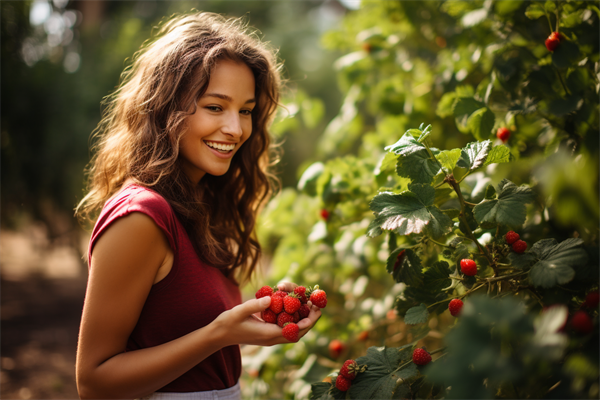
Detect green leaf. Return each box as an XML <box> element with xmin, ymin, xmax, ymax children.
<box><xmin>525</xmin><ymin>3</ymin><xmax>546</xmax><ymax>19</ymax></box>
<box><xmin>529</xmin><ymin>238</ymin><xmax>588</xmax><ymax>288</ymax></box>
<box><xmin>473</xmin><ymin>179</ymin><xmax>535</xmax><ymax>227</ymax></box>
<box><xmin>507</xmin><ymin>252</ymin><xmax>538</xmax><ymax>269</ymax></box>
<box><xmin>459</xmin><ymin>206</ymin><xmax>479</xmax><ymax>235</ymax></box>
<box><xmin>484</xmin><ymin>145</ymin><xmax>513</xmax><ymax>166</ymax></box>
<box><xmin>457</xmin><ymin>140</ymin><xmax>493</xmax><ymax>170</ymax></box>
<box><xmin>442</xmin><ymin>208</ymin><xmax>460</xmax><ymax>219</ymax></box>
<box><xmin>423</xmin><ymin>261</ymin><xmax>453</xmax><ymax>292</ymax></box>
<box><xmin>350</xmin><ymin>346</ymin><xmax>418</xmax><ymax>400</ymax></box>
<box><xmin>310</xmin><ymin>382</ymin><xmax>335</xmax><ymax>400</ymax></box>
<box><xmin>405</xmin><ymin>303</ymin><xmax>429</xmax><ymax>325</ymax></box>
<box><xmin>548</xmin><ymin>94</ymin><xmax>584</xmax><ymax>117</ymax></box>
<box><xmin>386</xmin><ymin>248</ymin><xmax>424</xmax><ymax>286</ymax></box>
<box><xmin>467</xmin><ymin>107</ymin><xmax>495</xmax><ymax>141</ymax></box>
<box><xmin>436</xmin><ymin>92</ymin><xmax>457</xmax><ymax>118</ymax></box>
<box><xmin>368</xmin><ymin>185</ymin><xmax>453</xmax><ymax>238</ymax></box>
<box><xmin>544</xmin><ymin>0</ymin><xmax>556</xmax><ymax>12</ymax></box>
<box><xmin>453</xmin><ymin>97</ymin><xmax>486</xmax><ymax>133</ymax></box>
<box><xmin>298</xmin><ymin>162</ymin><xmax>325</xmax><ymax>196</ymax></box>
<box><xmin>435</xmin><ymin>148</ymin><xmax>462</xmax><ymax>173</ymax></box>
<box><xmin>484</xmin><ymin>184</ymin><xmax>496</xmax><ymax>199</ymax></box>
<box><xmin>385</xmin><ymin>131</ymin><xmax>426</xmax><ymax>156</ymax></box>
<box><xmin>396</xmin><ymin>150</ymin><xmax>441</xmax><ymax>184</ymax></box>
<box><xmin>552</xmin><ymin>40</ymin><xmax>583</xmax><ymax>69</ymax></box>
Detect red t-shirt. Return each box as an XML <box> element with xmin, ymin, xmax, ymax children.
<box><xmin>88</xmin><ymin>184</ymin><xmax>242</xmax><ymax>392</ymax></box>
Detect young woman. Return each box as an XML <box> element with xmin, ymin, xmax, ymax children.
<box><xmin>74</xmin><ymin>12</ymin><xmax>321</xmax><ymax>399</ymax></box>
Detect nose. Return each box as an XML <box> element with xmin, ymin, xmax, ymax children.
<box><xmin>222</xmin><ymin>111</ymin><xmax>244</xmax><ymax>138</ymax></box>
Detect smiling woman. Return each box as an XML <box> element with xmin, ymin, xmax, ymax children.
<box><xmin>73</xmin><ymin>11</ymin><xmax>322</xmax><ymax>399</ymax></box>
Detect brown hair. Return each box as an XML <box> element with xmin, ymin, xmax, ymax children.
<box><xmin>76</xmin><ymin>11</ymin><xmax>282</xmax><ymax>285</ymax></box>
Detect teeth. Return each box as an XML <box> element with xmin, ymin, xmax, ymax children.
<box><xmin>205</xmin><ymin>141</ymin><xmax>235</xmax><ymax>151</ymax></box>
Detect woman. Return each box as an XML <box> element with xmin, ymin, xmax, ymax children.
<box><xmin>75</xmin><ymin>11</ymin><xmax>321</xmax><ymax>399</ymax></box>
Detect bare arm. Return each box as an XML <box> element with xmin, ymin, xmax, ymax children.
<box><xmin>76</xmin><ymin>213</ymin><xmax>320</xmax><ymax>399</ymax></box>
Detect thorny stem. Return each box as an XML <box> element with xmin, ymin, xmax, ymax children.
<box><xmin>445</xmin><ymin>175</ymin><xmax>497</xmax><ymax>274</ymax></box>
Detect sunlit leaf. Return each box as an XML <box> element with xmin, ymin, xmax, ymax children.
<box><xmin>385</xmin><ymin>131</ymin><xmax>426</xmax><ymax>156</ymax></box>
<box><xmin>473</xmin><ymin>179</ymin><xmax>535</xmax><ymax>227</ymax></box>
<box><xmin>484</xmin><ymin>145</ymin><xmax>513</xmax><ymax>166</ymax></box>
<box><xmin>457</xmin><ymin>140</ymin><xmax>493</xmax><ymax>170</ymax></box>
<box><xmin>396</xmin><ymin>149</ymin><xmax>441</xmax><ymax>184</ymax></box>
<box><xmin>467</xmin><ymin>107</ymin><xmax>495</xmax><ymax>141</ymax></box>
<box><xmin>436</xmin><ymin>148</ymin><xmax>462</xmax><ymax>173</ymax></box>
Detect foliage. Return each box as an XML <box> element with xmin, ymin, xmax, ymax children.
<box><xmin>251</xmin><ymin>1</ymin><xmax>599</xmax><ymax>399</ymax></box>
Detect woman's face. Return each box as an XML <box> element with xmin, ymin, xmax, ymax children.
<box><xmin>179</xmin><ymin>59</ymin><xmax>256</xmax><ymax>183</ymax></box>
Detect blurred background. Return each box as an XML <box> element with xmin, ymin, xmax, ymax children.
<box><xmin>1</xmin><ymin>1</ymin><xmax>348</xmax><ymax>398</ymax></box>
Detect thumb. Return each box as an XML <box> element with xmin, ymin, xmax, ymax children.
<box><xmin>238</xmin><ymin>296</ymin><xmax>271</xmax><ymax>316</ymax></box>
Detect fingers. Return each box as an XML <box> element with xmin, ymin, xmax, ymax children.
<box><xmin>276</xmin><ymin>281</ymin><xmax>297</xmax><ymax>292</ymax></box>
<box><xmin>297</xmin><ymin>305</ymin><xmax>321</xmax><ymax>330</ymax></box>
<box><xmin>233</xmin><ymin>296</ymin><xmax>271</xmax><ymax>319</ymax></box>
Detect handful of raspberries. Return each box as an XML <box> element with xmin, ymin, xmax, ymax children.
<box><xmin>255</xmin><ymin>284</ymin><xmax>327</xmax><ymax>342</ymax></box>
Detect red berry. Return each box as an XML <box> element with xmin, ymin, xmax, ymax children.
<box><xmin>294</xmin><ymin>286</ymin><xmax>308</xmax><ymax>304</ymax></box>
<box><xmin>329</xmin><ymin>339</ymin><xmax>345</xmax><ymax>359</ymax></box>
<box><xmin>282</xmin><ymin>322</ymin><xmax>299</xmax><ymax>342</ymax></box>
<box><xmin>261</xmin><ymin>309</ymin><xmax>277</xmax><ymax>324</ymax></box>
<box><xmin>448</xmin><ymin>298</ymin><xmax>464</xmax><ymax>317</ymax></box>
<box><xmin>545</xmin><ymin>31</ymin><xmax>561</xmax><ymax>52</ymax></box>
<box><xmin>335</xmin><ymin>375</ymin><xmax>352</xmax><ymax>391</ymax></box>
<box><xmin>570</xmin><ymin>310</ymin><xmax>593</xmax><ymax>334</ymax></box>
<box><xmin>277</xmin><ymin>312</ymin><xmax>295</xmax><ymax>328</ymax></box>
<box><xmin>283</xmin><ymin>294</ymin><xmax>301</xmax><ymax>314</ymax></box>
<box><xmin>357</xmin><ymin>331</ymin><xmax>369</xmax><ymax>341</ymax></box>
<box><xmin>412</xmin><ymin>348</ymin><xmax>432</xmax><ymax>366</ymax></box>
<box><xmin>273</xmin><ymin>290</ymin><xmax>288</xmax><ymax>298</ymax></box>
<box><xmin>496</xmin><ymin>127</ymin><xmax>511</xmax><ymax>143</ymax></box>
<box><xmin>310</xmin><ymin>289</ymin><xmax>328</xmax><ymax>308</ymax></box>
<box><xmin>505</xmin><ymin>231</ymin><xmax>520</xmax><ymax>245</ymax></box>
<box><xmin>298</xmin><ymin>304</ymin><xmax>310</xmax><ymax>319</ymax></box>
<box><xmin>293</xmin><ymin>311</ymin><xmax>300</xmax><ymax>323</ymax></box>
<box><xmin>255</xmin><ymin>285</ymin><xmax>273</xmax><ymax>299</ymax></box>
<box><xmin>512</xmin><ymin>240</ymin><xmax>527</xmax><ymax>253</ymax></box>
<box><xmin>340</xmin><ymin>360</ymin><xmax>358</xmax><ymax>380</ymax></box>
<box><xmin>582</xmin><ymin>291</ymin><xmax>600</xmax><ymax>309</ymax></box>
<box><xmin>320</xmin><ymin>209</ymin><xmax>330</xmax><ymax>220</ymax></box>
<box><xmin>460</xmin><ymin>259</ymin><xmax>477</xmax><ymax>276</ymax></box>
<box><xmin>269</xmin><ymin>295</ymin><xmax>284</xmax><ymax>314</ymax></box>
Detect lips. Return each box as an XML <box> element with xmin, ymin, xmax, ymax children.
<box><xmin>204</xmin><ymin>140</ymin><xmax>236</xmax><ymax>152</ymax></box>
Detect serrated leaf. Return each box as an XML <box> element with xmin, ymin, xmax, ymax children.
<box><xmin>368</xmin><ymin>185</ymin><xmax>453</xmax><ymax>238</ymax></box>
<box><xmin>507</xmin><ymin>252</ymin><xmax>538</xmax><ymax>269</ymax></box>
<box><xmin>473</xmin><ymin>179</ymin><xmax>535</xmax><ymax>227</ymax></box>
<box><xmin>457</xmin><ymin>140</ymin><xmax>493</xmax><ymax>170</ymax></box>
<box><xmin>350</xmin><ymin>346</ymin><xmax>418</xmax><ymax>400</ymax></box>
<box><xmin>310</xmin><ymin>382</ymin><xmax>335</xmax><ymax>400</ymax></box>
<box><xmin>386</xmin><ymin>248</ymin><xmax>423</xmax><ymax>286</ymax></box>
<box><xmin>396</xmin><ymin>150</ymin><xmax>441</xmax><ymax>184</ymax></box>
<box><xmin>385</xmin><ymin>131</ymin><xmax>426</xmax><ymax>156</ymax></box>
<box><xmin>525</xmin><ymin>5</ymin><xmax>546</xmax><ymax>19</ymax></box>
<box><xmin>484</xmin><ymin>145</ymin><xmax>513</xmax><ymax>166</ymax></box>
<box><xmin>417</xmin><ymin>124</ymin><xmax>432</xmax><ymax>142</ymax></box>
<box><xmin>424</xmin><ymin>261</ymin><xmax>453</xmax><ymax>292</ymax></box>
<box><xmin>436</xmin><ymin>148</ymin><xmax>462</xmax><ymax>173</ymax></box>
<box><xmin>529</xmin><ymin>238</ymin><xmax>588</xmax><ymax>288</ymax></box>
<box><xmin>405</xmin><ymin>303</ymin><xmax>429</xmax><ymax>325</ymax></box>
<box><xmin>467</xmin><ymin>107</ymin><xmax>495</xmax><ymax>141</ymax></box>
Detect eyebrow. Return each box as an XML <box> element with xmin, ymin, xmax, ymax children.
<box><xmin>203</xmin><ymin>93</ymin><xmax>256</xmax><ymax>104</ymax></box>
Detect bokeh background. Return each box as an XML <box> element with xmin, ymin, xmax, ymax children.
<box><xmin>1</xmin><ymin>1</ymin><xmax>349</xmax><ymax>398</ymax></box>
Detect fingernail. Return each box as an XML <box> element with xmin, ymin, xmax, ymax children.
<box><xmin>260</xmin><ymin>297</ymin><xmax>271</xmax><ymax>307</ymax></box>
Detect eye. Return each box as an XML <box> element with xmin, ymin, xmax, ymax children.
<box><xmin>206</xmin><ymin>105</ymin><xmax>222</xmax><ymax>112</ymax></box>
<box><xmin>240</xmin><ymin>109</ymin><xmax>254</xmax><ymax>116</ymax></box>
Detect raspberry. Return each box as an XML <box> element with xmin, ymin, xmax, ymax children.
<box><xmin>329</xmin><ymin>339</ymin><xmax>345</xmax><ymax>359</ymax></box>
<box><xmin>310</xmin><ymin>289</ymin><xmax>328</xmax><ymax>308</ymax></box>
<box><xmin>320</xmin><ymin>209</ymin><xmax>330</xmax><ymax>220</ymax></box>
<box><xmin>412</xmin><ymin>348</ymin><xmax>432</xmax><ymax>366</ymax></box>
<box><xmin>448</xmin><ymin>298</ymin><xmax>464</xmax><ymax>317</ymax></box>
<box><xmin>545</xmin><ymin>31</ymin><xmax>561</xmax><ymax>52</ymax></box>
<box><xmin>261</xmin><ymin>309</ymin><xmax>277</xmax><ymax>324</ymax></box>
<box><xmin>277</xmin><ymin>312</ymin><xmax>295</xmax><ymax>328</ymax></box>
<box><xmin>460</xmin><ymin>259</ymin><xmax>477</xmax><ymax>276</ymax></box>
<box><xmin>496</xmin><ymin>127</ymin><xmax>510</xmax><ymax>143</ymax></box>
<box><xmin>269</xmin><ymin>295</ymin><xmax>283</xmax><ymax>314</ymax></box>
<box><xmin>340</xmin><ymin>360</ymin><xmax>358</xmax><ymax>380</ymax></box>
<box><xmin>571</xmin><ymin>310</ymin><xmax>593</xmax><ymax>334</ymax></box>
<box><xmin>505</xmin><ymin>231</ymin><xmax>520</xmax><ymax>245</ymax></box>
<box><xmin>298</xmin><ymin>304</ymin><xmax>310</xmax><ymax>319</ymax></box>
<box><xmin>512</xmin><ymin>240</ymin><xmax>527</xmax><ymax>253</ymax></box>
<box><xmin>282</xmin><ymin>322</ymin><xmax>299</xmax><ymax>342</ymax></box>
<box><xmin>255</xmin><ymin>285</ymin><xmax>273</xmax><ymax>299</ymax></box>
<box><xmin>294</xmin><ymin>286</ymin><xmax>308</xmax><ymax>304</ymax></box>
<box><xmin>582</xmin><ymin>291</ymin><xmax>600</xmax><ymax>309</ymax></box>
<box><xmin>335</xmin><ymin>375</ymin><xmax>352</xmax><ymax>392</ymax></box>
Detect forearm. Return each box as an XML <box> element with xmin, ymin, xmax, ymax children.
<box><xmin>77</xmin><ymin>322</ymin><xmax>229</xmax><ymax>399</ymax></box>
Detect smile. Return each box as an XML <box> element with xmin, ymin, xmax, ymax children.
<box><xmin>204</xmin><ymin>141</ymin><xmax>235</xmax><ymax>153</ymax></box>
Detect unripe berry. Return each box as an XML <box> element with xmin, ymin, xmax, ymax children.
<box><xmin>512</xmin><ymin>240</ymin><xmax>528</xmax><ymax>253</ymax></box>
<box><xmin>448</xmin><ymin>298</ymin><xmax>464</xmax><ymax>317</ymax></box>
<box><xmin>545</xmin><ymin>31</ymin><xmax>561</xmax><ymax>52</ymax></box>
<box><xmin>496</xmin><ymin>127</ymin><xmax>510</xmax><ymax>143</ymax></box>
<box><xmin>460</xmin><ymin>259</ymin><xmax>477</xmax><ymax>276</ymax></box>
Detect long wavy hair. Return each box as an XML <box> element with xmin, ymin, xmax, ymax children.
<box><xmin>76</xmin><ymin>11</ymin><xmax>282</xmax><ymax>285</ymax></box>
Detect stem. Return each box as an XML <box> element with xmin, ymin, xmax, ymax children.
<box><xmin>427</xmin><ymin>283</ymin><xmax>486</xmax><ymax>309</ymax></box>
<box><xmin>428</xmin><ymin>238</ymin><xmax>451</xmax><ymax>248</ymax></box>
<box><xmin>446</xmin><ymin>175</ymin><xmax>497</xmax><ymax>273</ymax></box>
<box><xmin>545</xmin><ymin>10</ymin><xmax>554</xmax><ymax>33</ymax></box>
<box><xmin>484</xmin><ymin>270</ymin><xmax>528</xmax><ymax>283</ymax></box>
<box><xmin>554</xmin><ymin>66</ymin><xmax>571</xmax><ymax>96</ymax></box>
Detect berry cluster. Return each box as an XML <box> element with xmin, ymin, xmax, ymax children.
<box><xmin>505</xmin><ymin>231</ymin><xmax>527</xmax><ymax>253</ymax></box>
<box><xmin>335</xmin><ymin>359</ymin><xmax>367</xmax><ymax>392</ymax></box>
<box><xmin>255</xmin><ymin>284</ymin><xmax>327</xmax><ymax>342</ymax></box>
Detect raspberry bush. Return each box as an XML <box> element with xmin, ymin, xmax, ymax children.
<box><xmin>245</xmin><ymin>1</ymin><xmax>599</xmax><ymax>399</ymax></box>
